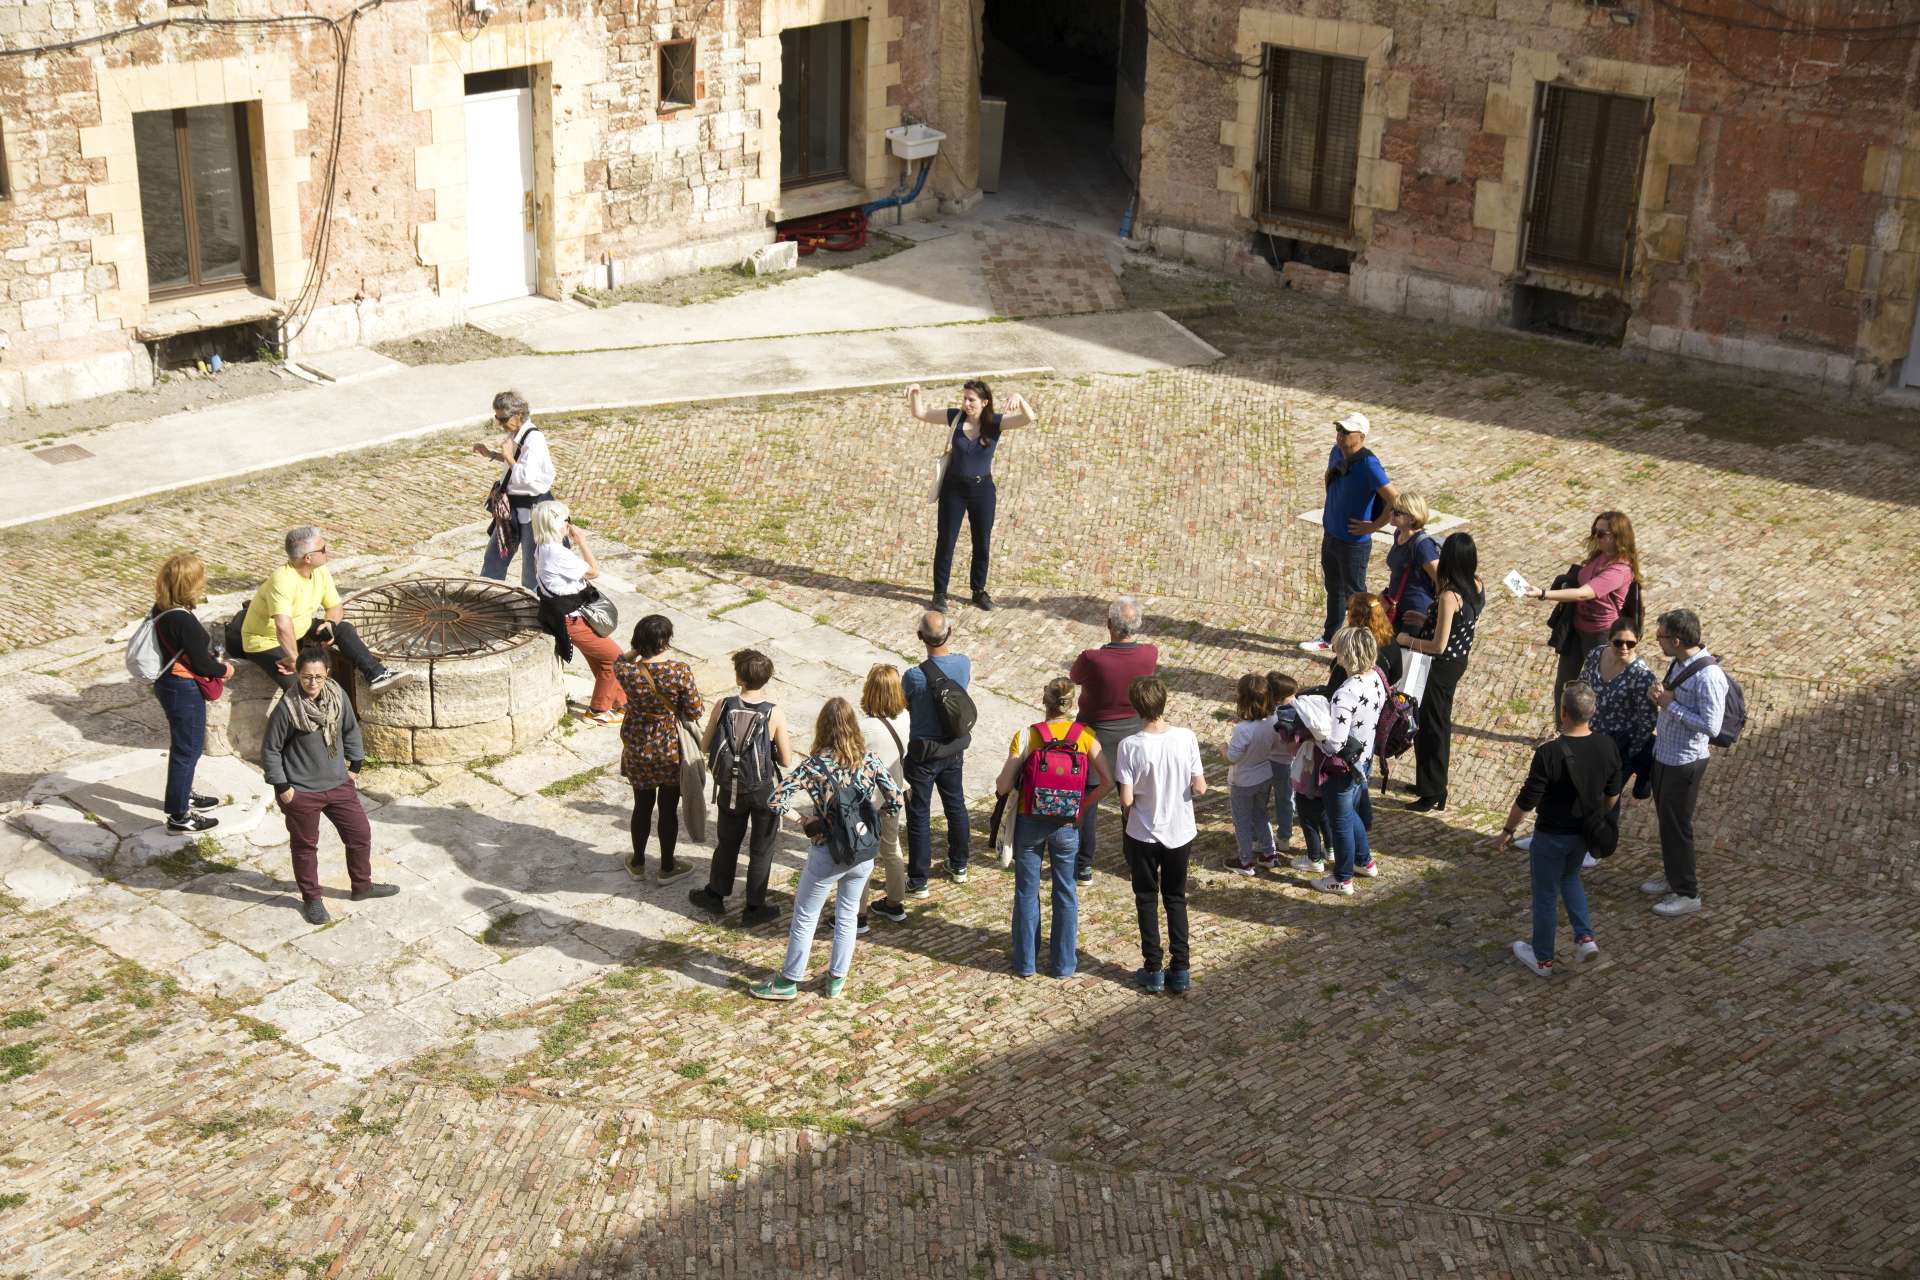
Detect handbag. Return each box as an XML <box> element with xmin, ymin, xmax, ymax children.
<box><xmin>577</xmin><ymin>589</ymin><xmax>618</xmax><ymax>639</ymax></box>
<box><xmin>485</xmin><ymin>478</ymin><xmax>514</xmax><ymax>558</ymax></box>
<box><xmin>926</xmin><ymin>449</ymin><xmax>950</xmax><ymax>503</ymax></box>
<box><xmin>193</xmin><ymin>673</ymin><xmax>225</xmax><ymax>702</ymax></box>
<box><xmin>632</xmin><ymin>660</ymin><xmax>709</xmax><ymax>843</ymax></box>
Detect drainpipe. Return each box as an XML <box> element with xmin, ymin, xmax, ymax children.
<box><xmin>861</xmin><ymin>158</ymin><xmax>932</xmax><ymax>219</ymax></box>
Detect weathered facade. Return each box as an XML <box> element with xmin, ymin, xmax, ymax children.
<box><xmin>0</xmin><ymin>0</ymin><xmax>987</xmax><ymax>407</ymax></box>
<box><xmin>1134</xmin><ymin>0</ymin><xmax>1920</xmax><ymax>396</ymax></box>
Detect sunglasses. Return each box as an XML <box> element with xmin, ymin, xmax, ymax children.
<box><xmin>1611</xmin><ymin>639</ymin><xmax>1637</xmax><ymax>650</ymax></box>
<box><xmin>495</xmin><ymin>413</ymin><xmax>517</xmax><ymax>424</ymax></box>
<box><xmin>1589</xmin><ymin>528</ymin><xmax>1611</xmax><ymax>538</ymax></box>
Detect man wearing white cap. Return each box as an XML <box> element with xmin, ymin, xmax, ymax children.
<box><xmin>1302</xmin><ymin>411</ymin><xmax>1399</xmax><ymax>654</ymax></box>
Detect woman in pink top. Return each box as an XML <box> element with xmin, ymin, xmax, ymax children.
<box><xmin>1527</xmin><ymin>510</ymin><xmax>1642</xmax><ymax>715</ymax></box>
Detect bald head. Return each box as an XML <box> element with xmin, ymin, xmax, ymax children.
<box><xmin>917</xmin><ymin>610</ymin><xmax>952</xmax><ymax>651</ymax></box>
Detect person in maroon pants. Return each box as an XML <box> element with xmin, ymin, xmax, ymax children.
<box><xmin>262</xmin><ymin>647</ymin><xmax>399</xmax><ymax>925</ymax></box>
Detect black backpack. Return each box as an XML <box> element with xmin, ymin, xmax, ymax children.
<box><xmin>710</xmin><ymin>696</ymin><xmax>777</xmax><ymax>806</ymax></box>
<box><xmin>919</xmin><ymin>658</ymin><xmax>977</xmax><ymax>740</ymax></box>
<box><xmin>1666</xmin><ymin>655</ymin><xmax>1746</xmax><ymax>749</ymax></box>
<box><xmin>818</xmin><ymin>777</ymin><xmax>881</xmax><ymax>867</ymax></box>
<box><xmin>1559</xmin><ymin>738</ymin><xmax>1621</xmax><ymax>859</ymax></box>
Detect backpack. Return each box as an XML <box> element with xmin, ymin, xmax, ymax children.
<box><xmin>817</xmin><ymin>775</ymin><xmax>881</xmax><ymax>867</ymax></box>
<box><xmin>1372</xmin><ymin>668</ymin><xmax>1418</xmax><ymax>763</ymax></box>
<box><xmin>1019</xmin><ymin>721</ymin><xmax>1091</xmax><ymax>818</ymax></box>
<box><xmin>709</xmin><ymin>696</ymin><xmax>777</xmax><ymax>807</ymax></box>
<box><xmin>918</xmin><ymin>658</ymin><xmax>977</xmax><ymax>740</ymax></box>
<box><xmin>1559</xmin><ymin>738</ymin><xmax>1621</xmax><ymax>859</ymax></box>
<box><xmin>126</xmin><ymin>608</ymin><xmax>186</xmax><ymax>682</ymax></box>
<box><xmin>1620</xmin><ymin>578</ymin><xmax>1644</xmax><ymax>634</ymax></box>
<box><xmin>1666</xmin><ymin>655</ymin><xmax>1746</xmax><ymax>749</ymax></box>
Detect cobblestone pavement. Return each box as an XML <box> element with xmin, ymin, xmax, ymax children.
<box><xmin>2</xmin><ymin>266</ymin><xmax>1917</xmax><ymax>1277</ymax></box>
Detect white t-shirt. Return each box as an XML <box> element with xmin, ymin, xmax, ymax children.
<box><xmin>506</xmin><ymin>422</ymin><xmax>556</xmax><ymax>520</ymax></box>
<box><xmin>534</xmin><ymin>542</ymin><xmax>591</xmax><ymax>601</ymax></box>
<box><xmin>861</xmin><ymin>711</ymin><xmax>910</xmax><ymax>784</ymax></box>
<box><xmin>1115</xmin><ymin>726</ymin><xmax>1204</xmax><ymax>847</ymax></box>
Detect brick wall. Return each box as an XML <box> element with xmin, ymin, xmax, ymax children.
<box><xmin>1136</xmin><ymin>0</ymin><xmax>1920</xmax><ymax>394</ymax></box>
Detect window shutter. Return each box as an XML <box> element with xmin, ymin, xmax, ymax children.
<box><xmin>1260</xmin><ymin>48</ymin><xmax>1365</xmax><ymax>228</ymax></box>
<box><xmin>1524</xmin><ymin>86</ymin><xmax>1651</xmax><ymax>279</ymax></box>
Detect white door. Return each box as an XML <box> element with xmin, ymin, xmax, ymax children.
<box><xmin>464</xmin><ymin>88</ymin><xmax>537</xmax><ymax>305</ymax></box>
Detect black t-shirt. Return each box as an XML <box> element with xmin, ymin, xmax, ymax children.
<box><xmin>1516</xmin><ymin>732</ymin><xmax>1623</xmax><ymax>836</ymax></box>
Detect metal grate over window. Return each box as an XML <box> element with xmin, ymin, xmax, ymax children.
<box><xmin>1259</xmin><ymin>47</ymin><xmax>1365</xmax><ymax>230</ymax></box>
<box><xmin>659</xmin><ymin>39</ymin><xmax>696</xmax><ymax>111</ymax></box>
<box><xmin>1523</xmin><ymin>85</ymin><xmax>1651</xmax><ymax>280</ymax></box>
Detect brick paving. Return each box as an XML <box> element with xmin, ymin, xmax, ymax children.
<box><xmin>2</xmin><ymin>269</ymin><xmax>1918</xmax><ymax>1277</ymax></box>
<box><xmin>979</xmin><ymin>224</ymin><xmax>1126</xmax><ymax>317</ymax></box>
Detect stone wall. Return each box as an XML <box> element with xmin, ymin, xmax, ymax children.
<box><xmin>1134</xmin><ymin>0</ymin><xmax>1920</xmax><ymax>395</ymax></box>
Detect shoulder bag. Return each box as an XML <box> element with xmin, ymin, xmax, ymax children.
<box><xmin>632</xmin><ymin>660</ymin><xmax>709</xmax><ymax>843</ymax></box>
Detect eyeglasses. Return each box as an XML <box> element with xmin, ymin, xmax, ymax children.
<box><xmin>1590</xmin><ymin>528</ymin><xmax>1611</xmax><ymax>538</ymax></box>
<box><xmin>1391</xmin><ymin>508</ymin><xmax>1409</xmax><ymax>517</ymax></box>
<box><xmin>1611</xmin><ymin>639</ymin><xmax>1637</xmax><ymax>650</ymax></box>
<box><xmin>297</xmin><ymin>673</ymin><xmax>328</xmax><ymax>685</ymax></box>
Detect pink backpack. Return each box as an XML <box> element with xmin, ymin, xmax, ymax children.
<box><xmin>1020</xmin><ymin>722</ymin><xmax>1090</xmax><ymax>817</ymax></box>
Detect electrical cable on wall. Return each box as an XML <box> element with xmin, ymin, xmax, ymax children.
<box><xmin>1647</xmin><ymin>0</ymin><xmax>1915</xmax><ymax>91</ymax></box>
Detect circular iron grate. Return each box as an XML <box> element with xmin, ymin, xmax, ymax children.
<box><xmin>341</xmin><ymin>577</ymin><xmax>543</xmax><ymax>661</ymax></box>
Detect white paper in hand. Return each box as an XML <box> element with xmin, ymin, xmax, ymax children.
<box><xmin>1503</xmin><ymin>569</ymin><xmax>1532</xmax><ymax>599</ymax></box>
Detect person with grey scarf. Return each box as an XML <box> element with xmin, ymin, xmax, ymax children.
<box><xmin>263</xmin><ymin>646</ymin><xmax>398</xmax><ymax>925</ymax></box>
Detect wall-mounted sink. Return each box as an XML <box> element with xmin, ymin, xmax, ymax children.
<box><xmin>884</xmin><ymin>123</ymin><xmax>946</xmax><ymax>160</ymax></box>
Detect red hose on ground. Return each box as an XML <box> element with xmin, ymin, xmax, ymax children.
<box><xmin>774</xmin><ymin>208</ymin><xmax>869</xmax><ymax>256</ymax></box>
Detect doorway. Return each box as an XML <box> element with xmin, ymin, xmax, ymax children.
<box><xmin>780</xmin><ymin>22</ymin><xmax>853</xmax><ymax>188</ymax></box>
<box><xmin>1905</xmin><ymin>293</ymin><xmax>1920</xmax><ymax>389</ymax></box>
<box><xmin>464</xmin><ymin>70</ymin><xmax>538</xmax><ymax>305</ymax></box>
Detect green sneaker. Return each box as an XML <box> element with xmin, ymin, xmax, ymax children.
<box><xmin>749</xmin><ymin>977</ymin><xmax>799</xmax><ymax>1001</ymax></box>
<box><xmin>823</xmin><ymin>974</ymin><xmax>847</xmax><ymax>1000</ymax></box>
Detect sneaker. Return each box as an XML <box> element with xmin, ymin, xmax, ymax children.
<box><xmin>166</xmin><ymin>813</ymin><xmax>218</xmax><ymax>834</ymax></box>
<box><xmin>1310</xmin><ymin>875</ymin><xmax>1353</xmax><ymax>896</ymax></box>
<box><xmin>301</xmin><ymin>898</ymin><xmax>330</xmax><ymax>926</ymax></box>
<box><xmin>1639</xmin><ymin>877</ymin><xmax>1671</xmax><ymax>896</ymax></box>
<box><xmin>1074</xmin><ymin>871</ymin><xmax>1094</xmax><ymax>884</ymax></box>
<box><xmin>1134</xmin><ymin>966</ymin><xmax>1165</xmax><ymax>994</ymax></box>
<box><xmin>944</xmin><ymin>862</ymin><xmax>970</xmax><ymax>884</ymax></box>
<box><xmin>1581</xmin><ymin>852</ymin><xmax>1599</xmax><ymax>870</ymax></box>
<box><xmin>1356</xmin><ymin>859</ymin><xmax>1380</xmax><ymax>878</ymax></box>
<box><xmin>856</xmin><ymin>915</ymin><xmax>871</xmax><ymax>936</ymax></box>
<box><xmin>1226</xmin><ymin>856</ymin><xmax>1257</xmax><ymax>877</ymax></box>
<box><xmin>1257</xmin><ymin>850</ymin><xmax>1282</xmax><ymax>870</ymax></box>
<box><xmin>1511</xmin><ymin>940</ymin><xmax>1552</xmax><ymax>978</ymax></box>
<box><xmin>749</xmin><ymin>977</ymin><xmax>799</xmax><ymax>1001</ymax></box>
<box><xmin>1298</xmin><ymin>638</ymin><xmax>1331</xmax><ymax>654</ymax></box>
<box><xmin>823</xmin><ymin>974</ymin><xmax>847</xmax><ymax>999</ymax></box>
<box><xmin>1290</xmin><ymin>856</ymin><xmax>1327</xmax><ymax>874</ymax></box>
<box><xmin>1575</xmin><ymin>937</ymin><xmax>1601</xmax><ymax>964</ymax></box>
<box><xmin>189</xmin><ymin>793</ymin><xmax>221</xmax><ymax>812</ymax></box>
<box><xmin>349</xmin><ymin>883</ymin><xmax>399</xmax><ymax>901</ymax></box>
<box><xmin>739</xmin><ymin>904</ymin><xmax>782</xmax><ymax>928</ymax></box>
<box><xmin>1166</xmin><ymin>969</ymin><xmax>1191</xmax><ymax>995</ymax></box>
<box><xmin>971</xmin><ymin>590</ymin><xmax>995</xmax><ymax>611</ymax></box>
<box><xmin>688</xmin><ymin>886</ymin><xmax>726</xmax><ymax>916</ymax></box>
<box><xmin>368</xmin><ymin>668</ymin><xmax>414</xmax><ymax>693</ymax></box>
<box><xmin>655</xmin><ymin>860</ymin><xmax>694</xmax><ymax>885</ymax></box>
<box><xmin>907</xmin><ymin>884</ymin><xmax>932</xmax><ymax>900</ymax></box>
<box><xmin>870</xmin><ymin>898</ymin><xmax>908</xmax><ymax>923</ymax></box>
<box><xmin>1652</xmin><ymin>893</ymin><xmax>1702</xmax><ymax>917</ymax></box>
<box><xmin>624</xmin><ymin>857</ymin><xmax>646</xmax><ymax>880</ymax></box>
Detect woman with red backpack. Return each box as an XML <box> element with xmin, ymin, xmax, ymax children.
<box><xmin>995</xmin><ymin>678</ymin><xmax>1112</xmax><ymax>979</ymax></box>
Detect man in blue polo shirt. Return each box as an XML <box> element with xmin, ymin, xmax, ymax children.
<box><xmin>1302</xmin><ymin>411</ymin><xmax>1399</xmax><ymax>654</ymax></box>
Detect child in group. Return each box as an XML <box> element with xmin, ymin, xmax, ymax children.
<box><xmin>1224</xmin><ymin>673</ymin><xmax>1278</xmax><ymax>874</ymax></box>
<box><xmin>1275</xmin><ymin>689</ymin><xmax>1333</xmax><ymax>875</ymax></box>
<box><xmin>1265</xmin><ymin>671</ymin><xmax>1299</xmax><ymax>864</ymax></box>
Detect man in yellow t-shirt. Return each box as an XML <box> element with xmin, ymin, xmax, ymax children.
<box><xmin>238</xmin><ymin>526</ymin><xmax>409</xmax><ymax>694</ymax></box>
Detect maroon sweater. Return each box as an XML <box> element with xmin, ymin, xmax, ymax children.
<box><xmin>1070</xmin><ymin>642</ymin><xmax>1159</xmax><ymax>723</ymax></box>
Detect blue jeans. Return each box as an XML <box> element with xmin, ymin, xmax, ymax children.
<box><xmin>779</xmin><ymin>844</ymin><xmax>874</xmax><ymax>982</ymax></box>
<box><xmin>1325</xmin><ymin>770</ymin><xmax>1371</xmax><ymax>881</ymax></box>
<box><xmin>1320</xmin><ymin>531</ymin><xmax>1372</xmax><ymax>642</ymax></box>
<box><xmin>904</xmin><ymin>749</ymin><xmax>969</xmax><ymax>885</ymax></box>
<box><xmin>480</xmin><ymin>516</ymin><xmax>537</xmax><ymax>589</ymax></box>
<box><xmin>1528</xmin><ymin>830</ymin><xmax>1591</xmax><ymax>964</ymax></box>
<box><xmin>153</xmin><ymin>673</ymin><xmax>205</xmax><ymax>821</ymax></box>
<box><xmin>1010</xmin><ymin>814</ymin><xmax>1080</xmax><ymax>977</ymax></box>
<box><xmin>1270</xmin><ymin>772</ymin><xmax>1295</xmax><ymax>846</ymax></box>
<box><xmin>1229</xmin><ymin>781</ymin><xmax>1277</xmax><ymax>859</ymax></box>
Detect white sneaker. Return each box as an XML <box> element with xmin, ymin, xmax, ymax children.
<box><xmin>1511</xmin><ymin>940</ymin><xmax>1551</xmax><ymax>978</ymax></box>
<box><xmin>1309</xmin><ymin>875</ymin><xmax>1353</xmax><ymax>897</ymax></box>
<box><xmin>1652</xmin><ymin>893</ymin><xmax>1702</xmax><ymax>917</ymax></box>
<box><xmin>1639</xmin><ymin>878</ymin><xmax>1671</xmax><ymax>896</ymax></box>
<box><xmin>1356</xmin><ymin>859</ymin><xmax>1380</xmax><ymax>878</ymax></box>
<box><xmin>1290</xmin><ymin>856</ymin><xmax>1327</xmax><ymax>874</ymax></box>
<box><xmin>1298</xmin><ymin>638</ymin><xmax>1332</xmax><ymax>654</ymax></box>
<box><xmin>1581</xmin><ymin>852</ymin><xmax>1599</xmax><ymax>870</ymax></box>
<box><xmin>1576</xmin><ymin>938</ymin><xmax>1600</xmax><ymax>964</ymax></box>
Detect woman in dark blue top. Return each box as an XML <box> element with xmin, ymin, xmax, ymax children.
<box><xmin>907</xmin><ymin>378</ymin><xmax>1036</xmax><ymax>611</ymax></box>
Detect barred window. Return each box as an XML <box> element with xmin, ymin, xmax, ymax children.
<box><xmin>1523</xmin><ymin>85</ymin><xmax>1651</xmax><ymax>280</ymax></box>
<box><xmin>659</xmin><ymin>39</ymin><xmax>696</xmax><ymax>111</ymax></box>
<box><xmin>1259</xmin><ymin>47</ymin><xmax>1365</xmax><ymax>229</ymax></box>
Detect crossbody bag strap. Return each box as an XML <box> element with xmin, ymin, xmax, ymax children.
<box><xmin>880</xmin><ymin>717</ymin><xmax>905</xmax><ymax>761</ymax></box>
<box><xmin>1664</xmin><ymin>654</ymin><xmax>1717</xmax><ymax>692</ymax></box>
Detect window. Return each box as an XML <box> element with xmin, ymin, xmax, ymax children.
<box><xmin>779</xmin><ymin>22</ymin><xmax>851</xmax><ymax>188</ymax></box>
<box><xmin>1522</xmin><ymin>85</ymin><xmax>1651</xmax><ymax>280</ymax></box>
<box><xmin>464</xmin><ymin>67</ymin><xmax>530</xmax><ymax>95</ymax></box>
<box><xmin>1258</xmin><ymin>47</ymin><xmax>1365</xmax><ymax>230</ymax></box>
<box><xmin>133</xmin><ymin>104</ymin><xmax>258</xmax><ymax>298</ymax></box>
<box><xmin>660</xmin><ymin>39</ymin><xmax>696</xmax><ymax>111</ymax></box>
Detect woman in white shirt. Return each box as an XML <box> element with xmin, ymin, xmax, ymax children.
<box><xmin>473</xmin><ymin>389</ymin><xmax>556</xmax><ymax>589</ymax></box>
<box><xmin>1113</xmin><ymin>676</ymin><xmax>1207</xmax><ymax>995</ymax></box>
<box><xmin>1311</xmin><ymin>625</ymin><xmax>1386</xmax><ymax>897</ymax></box>
<box><xmin>531</xmin><ymin>500</ymin><xmax>625</xmax><ymax>724</ymax></box>
<box><xmin>856</xmin><ymin>664</ymin><xmax>913</xmax><ymax>926</ymax></box>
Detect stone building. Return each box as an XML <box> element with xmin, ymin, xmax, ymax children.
<box><xmin>0</xmin><ymin>0</ymin><xmax>987</xmax><ymax>407</ymax></box>
<box><xmin>1130</xmin><ymin>0</ymin><xmax>1920</xmax><ymax>397</ymax></box>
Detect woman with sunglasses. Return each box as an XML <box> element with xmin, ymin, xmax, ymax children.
<box><xmin>1580</xmin><ymin>617</ymin><xmax>1657</xmax><ymax>813</ymax></box>
<box><xmin>1526</xmin><ymin>511</ymin><xmax>1642</xmax><ymax>715</ymax></box>
<box><xmin>1382</xmin><ymin>493</ymin><xmax>1441</xmax><ymax>634</ymax></box>
<box><xmin>471</xmin><ymin>389</ymin><xmax>554</xmax><ymax>590</ymax></box>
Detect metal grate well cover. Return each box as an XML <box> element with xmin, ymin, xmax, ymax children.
<box><xmin>31</xmin><ymin>444</ymin><xmax>95</xmax><ymax>465</ymax></box>
<box><xmin>341</xmin><ymin>578</ymin><xmax>543</xmax><ymax>661</ymax></box>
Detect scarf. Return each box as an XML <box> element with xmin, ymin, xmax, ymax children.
<box><xmin>279</xmin><ymin>678</ymin><xmax>346</xmax><ymax>749</ymax></box>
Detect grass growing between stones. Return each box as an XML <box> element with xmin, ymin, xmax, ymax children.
<box><xmin>540</xmin><ymin>766</ymin><xmax>606</xmax><ymax>799</ymax></box>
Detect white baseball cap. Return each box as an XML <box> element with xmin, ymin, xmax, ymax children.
<box><xmin>1332</xmin><ymin>411</ymin><xmax>1371</xmax><ymax>436</ymax></box>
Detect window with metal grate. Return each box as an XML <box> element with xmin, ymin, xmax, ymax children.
<box><xmin>1258</xmin><ymin>47</ymin><xmax>1366</xmax><ymax>230</ymax></box>
<box><xmin>1523</xmin><ymin>85</ymin><xmax>1652</xmax><ymax>280</ymax></box>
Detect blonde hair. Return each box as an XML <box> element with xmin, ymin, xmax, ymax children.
<box><xmin>860</xmin><ymin>664</ymin><xmax>906</xmax><ymax>719</ymax></box>
<box><xmin>154</xmin><ymin>553</ymin><xmax>206</xmax><ymax>611</ymax></box>
<box><xmin>531</xmin><ymin>500</ymin><xmax>570</xmax><ymax>547</ymax></box>
<box><xmin>1330</xmin><ymin>625</ymin><xmax>1378</xmax><ymax>678</ymax></box>
<box><xmin>1042</xmin><ymin>676</ymin><xmax>1077</xmax><ymax>718</ymax></box>
<box><xmin>811</xmin><ymin>697</ymin><xmax>867</xmax><ymax>769</ymax></box>
<box><xmin>1397</xmin><ymin>492</ymin><xmax>1430</xmax><ymax>529</ymax></box>
<box><xmin>1346</xmin><ymin>592</ymin><xmax>1394</xmax><ymax>653</ymax></box>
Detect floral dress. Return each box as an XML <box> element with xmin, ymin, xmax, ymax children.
<box><xmin>1579</xmin><ymin>647</ymin><xmax>1656</xmax><ymax>762</ymax></box>
<box><xmin>614</xmin><ymin>656</ymin><xmax>703</xmax><ymax>789</ymax></box>
<box><xmin>770</xmin><ymin>752</ymin><xmax>904</xmax><ymax>822</ymax></box>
